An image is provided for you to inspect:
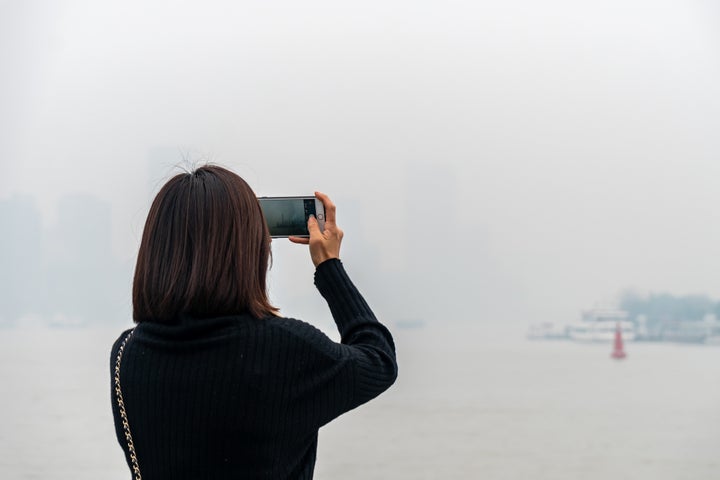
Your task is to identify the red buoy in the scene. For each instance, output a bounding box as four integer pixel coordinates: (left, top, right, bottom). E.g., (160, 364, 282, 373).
(611, 322, 627, 359)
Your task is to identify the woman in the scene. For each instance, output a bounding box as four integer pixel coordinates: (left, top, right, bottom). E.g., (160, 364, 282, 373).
(110, 165, 398, 480)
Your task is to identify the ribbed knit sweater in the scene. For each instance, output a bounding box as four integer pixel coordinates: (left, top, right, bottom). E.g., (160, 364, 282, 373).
(110, 259, 397, 480)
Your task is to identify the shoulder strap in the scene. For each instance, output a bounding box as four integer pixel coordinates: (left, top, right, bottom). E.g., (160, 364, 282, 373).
(114, 329, 142, 480)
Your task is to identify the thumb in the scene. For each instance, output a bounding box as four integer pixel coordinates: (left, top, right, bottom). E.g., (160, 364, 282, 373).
(307, 214, 321, 236)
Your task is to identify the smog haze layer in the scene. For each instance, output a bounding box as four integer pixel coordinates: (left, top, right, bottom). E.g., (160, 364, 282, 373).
(1, 0, 719, 329)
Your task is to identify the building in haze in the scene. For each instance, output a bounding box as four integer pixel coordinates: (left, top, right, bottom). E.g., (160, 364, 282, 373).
(45, 194, 129, 325)
(0, 195, 45, 325)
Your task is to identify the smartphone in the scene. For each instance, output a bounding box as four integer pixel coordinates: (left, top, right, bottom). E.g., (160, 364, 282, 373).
(257, 196, 325, 238)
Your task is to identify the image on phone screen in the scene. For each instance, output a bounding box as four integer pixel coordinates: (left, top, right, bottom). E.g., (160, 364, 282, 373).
(258, 197, 318, 237)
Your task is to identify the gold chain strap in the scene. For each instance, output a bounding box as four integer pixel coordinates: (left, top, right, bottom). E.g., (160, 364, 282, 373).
(114, 329, 142, 480)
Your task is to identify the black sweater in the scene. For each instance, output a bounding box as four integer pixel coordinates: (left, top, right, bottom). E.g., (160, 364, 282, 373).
(110, 259, 397, 480)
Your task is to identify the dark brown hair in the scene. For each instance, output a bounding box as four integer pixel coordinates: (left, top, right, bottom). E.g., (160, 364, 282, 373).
(132, 165, 277, 323)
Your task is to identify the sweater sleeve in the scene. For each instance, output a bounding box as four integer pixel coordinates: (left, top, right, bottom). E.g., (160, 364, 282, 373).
(313, 258, 398, 409)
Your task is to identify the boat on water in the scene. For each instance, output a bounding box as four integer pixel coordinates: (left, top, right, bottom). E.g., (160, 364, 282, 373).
(527, 322, 568, 340)
(567, 307, 635, 342)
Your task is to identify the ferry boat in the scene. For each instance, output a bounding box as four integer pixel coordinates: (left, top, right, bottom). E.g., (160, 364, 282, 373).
(527, 322, 568, 340)
(567, 307, 635, 342)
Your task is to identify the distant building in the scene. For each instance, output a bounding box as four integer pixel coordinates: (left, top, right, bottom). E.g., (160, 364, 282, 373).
(403, 162, 458, 319)
(45, 194, 125, 325)
(0, 195, 44, 324)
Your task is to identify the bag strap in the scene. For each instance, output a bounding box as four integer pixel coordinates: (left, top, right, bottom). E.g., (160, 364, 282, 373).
(114, 329, 142, 480)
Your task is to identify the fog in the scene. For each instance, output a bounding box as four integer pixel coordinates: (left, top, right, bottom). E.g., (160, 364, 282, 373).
(2, 0, 719, 329)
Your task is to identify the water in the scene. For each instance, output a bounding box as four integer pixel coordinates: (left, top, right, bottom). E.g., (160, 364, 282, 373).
(1, 324, 719, 479)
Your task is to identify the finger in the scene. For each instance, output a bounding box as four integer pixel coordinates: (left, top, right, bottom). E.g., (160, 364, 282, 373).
(288, 236, 310, 245)
(306, 214, 322, 237)
(314, 191, 336, 225)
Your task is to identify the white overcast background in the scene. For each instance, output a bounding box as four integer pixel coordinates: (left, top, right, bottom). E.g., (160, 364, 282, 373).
(1, 0, 719, 329)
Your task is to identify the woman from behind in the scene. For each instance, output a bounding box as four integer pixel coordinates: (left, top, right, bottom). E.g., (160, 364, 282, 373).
(110, 165, 397, 479)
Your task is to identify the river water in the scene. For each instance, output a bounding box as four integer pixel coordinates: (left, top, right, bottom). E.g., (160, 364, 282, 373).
(1, 324, 718, 479)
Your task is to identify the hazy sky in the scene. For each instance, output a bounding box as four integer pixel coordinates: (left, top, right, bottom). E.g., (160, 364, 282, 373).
(1, 0, 719, 326)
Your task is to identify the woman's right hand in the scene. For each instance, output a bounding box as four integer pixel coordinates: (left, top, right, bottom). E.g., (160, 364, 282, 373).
(289, 191, 344, 267)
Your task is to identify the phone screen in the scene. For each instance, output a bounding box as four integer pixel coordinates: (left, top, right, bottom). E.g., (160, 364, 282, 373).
(258, 197, 318, 237)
